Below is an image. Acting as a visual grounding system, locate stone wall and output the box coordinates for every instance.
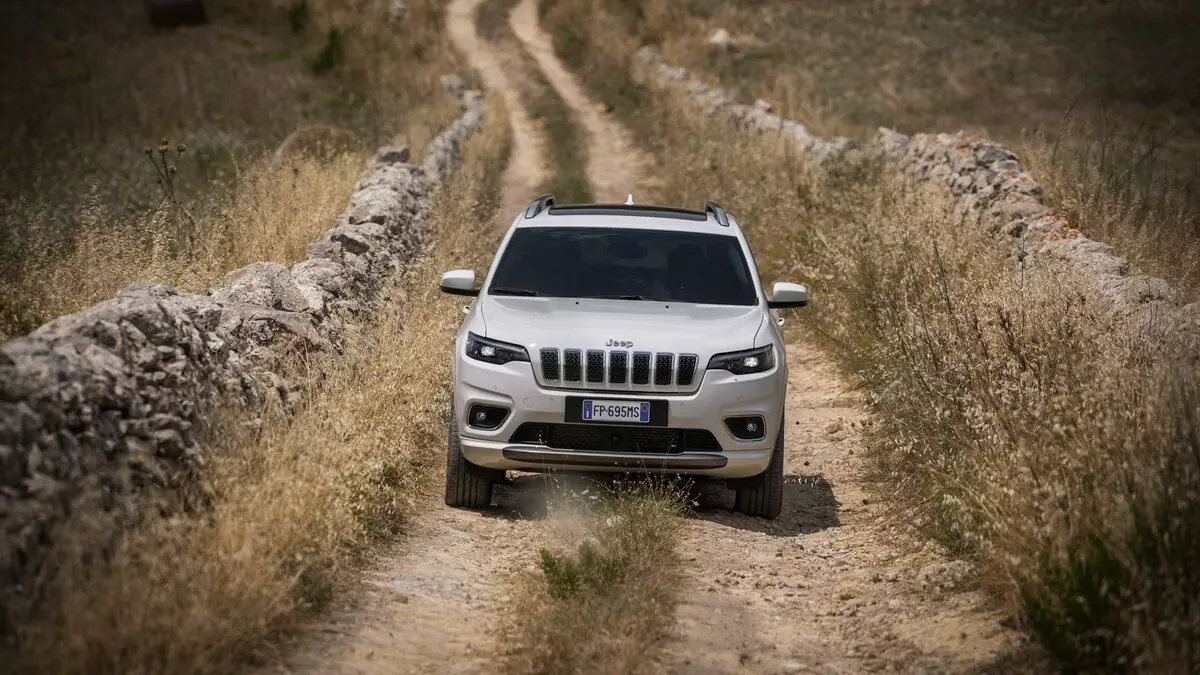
[632,46,1200,341]
[0,83,485,624]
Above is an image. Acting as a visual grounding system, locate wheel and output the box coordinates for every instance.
[444,404,494,508]
[734,418,785,519]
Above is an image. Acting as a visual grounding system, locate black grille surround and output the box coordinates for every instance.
[510,422,722,454]
[536,347,702,392]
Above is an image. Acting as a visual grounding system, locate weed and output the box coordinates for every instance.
[506,479,687,674]
[288,0,310,34]
[312,27,345,75]
[539,540,628,599]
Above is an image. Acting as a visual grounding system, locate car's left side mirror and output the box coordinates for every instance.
[439,269,479,296]
[767,281,808,309]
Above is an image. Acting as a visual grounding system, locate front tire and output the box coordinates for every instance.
[734,418,785,519]
[444,406,493,509]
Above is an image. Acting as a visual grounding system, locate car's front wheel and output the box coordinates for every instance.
[444,404,494,509]
[733,418,785,519]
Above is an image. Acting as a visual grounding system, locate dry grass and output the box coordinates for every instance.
[8,92,510,675]
[539,2,1200,671]
[0,151,364,340]
[0,0,467,340]
[504,478,687,675]
[1020,119,1200,299]
[540,0,1200,299]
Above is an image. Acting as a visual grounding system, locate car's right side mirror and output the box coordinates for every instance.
[767,281,809,309]
[439,269,479,296]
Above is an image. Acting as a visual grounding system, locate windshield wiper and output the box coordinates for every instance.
[583,294,655,301]
[491,286,539,296]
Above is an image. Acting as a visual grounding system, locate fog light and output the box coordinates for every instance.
[467,404,509,430]
[725,415,766,441]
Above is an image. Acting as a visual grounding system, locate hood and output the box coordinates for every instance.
[477,296,766,356]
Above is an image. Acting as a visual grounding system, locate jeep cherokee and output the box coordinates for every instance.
[438,194,808,519]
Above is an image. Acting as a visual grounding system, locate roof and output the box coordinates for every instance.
[515,195,738,234]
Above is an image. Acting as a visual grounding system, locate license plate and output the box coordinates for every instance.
[582,399,651,424]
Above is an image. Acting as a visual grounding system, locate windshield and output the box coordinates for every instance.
[487,227,758,305]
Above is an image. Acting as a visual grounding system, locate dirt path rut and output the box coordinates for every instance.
[508,0,649,202]
[666,341,1041,674]
[446,0,547,220]
[264,1,557,672]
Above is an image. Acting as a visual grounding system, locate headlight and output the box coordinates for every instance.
[707,345,775,375]
[465,332,529,365]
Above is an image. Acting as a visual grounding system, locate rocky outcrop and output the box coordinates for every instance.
[0,81,485,629]
[632,46,1200,342]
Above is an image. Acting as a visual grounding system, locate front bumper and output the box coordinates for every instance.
[453,354,785,479]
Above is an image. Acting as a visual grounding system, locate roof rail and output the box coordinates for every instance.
[705,201,730,227]
[523,193,555,219]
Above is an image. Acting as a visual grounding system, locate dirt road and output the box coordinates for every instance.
[267,2,1041,673]
[663,342,1042,674]
[508,0,650,203]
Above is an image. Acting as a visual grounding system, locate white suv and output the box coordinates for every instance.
[438,195,809,519]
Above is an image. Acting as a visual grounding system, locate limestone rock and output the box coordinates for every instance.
[211,262,308,313]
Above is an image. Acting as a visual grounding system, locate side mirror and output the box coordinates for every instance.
[439,269,479,296]
[767,281,808,309]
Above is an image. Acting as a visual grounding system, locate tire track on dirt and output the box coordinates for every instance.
[508,0,650,202]
[261,1,559,673]
[447,0,548,222]
[664,342,1044,674]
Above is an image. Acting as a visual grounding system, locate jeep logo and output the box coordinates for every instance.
[605,339,634,348]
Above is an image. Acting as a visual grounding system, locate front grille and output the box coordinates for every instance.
[510,423,722,454]
[537,347,702,391]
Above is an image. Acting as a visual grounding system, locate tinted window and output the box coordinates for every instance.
[488,227,758,306]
